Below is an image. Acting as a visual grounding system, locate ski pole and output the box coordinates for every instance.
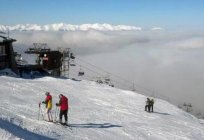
[38,103,40,120]
[54,105,57,122]
[39,103,44,120]
[50,109,53,122]
[56,106,59,121]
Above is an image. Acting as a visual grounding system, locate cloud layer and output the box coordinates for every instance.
[9,29,204,116]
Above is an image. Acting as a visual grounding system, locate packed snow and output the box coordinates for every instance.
[0,75,204,140]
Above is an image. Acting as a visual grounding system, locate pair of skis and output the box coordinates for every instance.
[51,121,73,132]
[38,103,73,131]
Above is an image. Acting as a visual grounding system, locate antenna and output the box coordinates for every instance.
[59,48,70,77]
[7,27,9,38]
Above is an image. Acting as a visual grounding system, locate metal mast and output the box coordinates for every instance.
[60,48,70,77]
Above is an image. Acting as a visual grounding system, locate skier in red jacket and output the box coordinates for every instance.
[56,94,69,124]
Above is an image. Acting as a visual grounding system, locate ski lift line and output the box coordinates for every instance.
[72,62,130,89]
[76,57,141,86]
[82,70,131,89]
[75,57,132,82]
[81,71,130,89]
[78,64,153,94]
[75,58,151,92]
[75,57,154,93]
[110,79,131,89]
[71,63,104,79]
[75,57,153,93]
[70,65,102,82]
[75,62,105,77]
[75,61,155,95]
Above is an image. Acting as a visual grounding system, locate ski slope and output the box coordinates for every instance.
[0,75,204,140]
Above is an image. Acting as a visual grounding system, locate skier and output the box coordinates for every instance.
[42,92,53,122]
[145,98,150,112]
[56,94,69,125]
[149,99,154,112]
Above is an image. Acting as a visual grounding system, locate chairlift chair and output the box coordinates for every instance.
[105,78,110,81]
[109,84,114,87]
[70,53,75,59]
[78,66,84,76]
[78,71,84,76]
[105,75,111,82]
[70,59,76,66]
[96,80,103,84]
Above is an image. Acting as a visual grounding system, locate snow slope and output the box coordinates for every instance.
[0,76,204,140]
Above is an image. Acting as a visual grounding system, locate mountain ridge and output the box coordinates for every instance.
[0,23,142,32]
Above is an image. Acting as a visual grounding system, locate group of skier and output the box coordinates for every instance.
[40,91,154,125]
[145,98,154,112]
[41,92,69,125]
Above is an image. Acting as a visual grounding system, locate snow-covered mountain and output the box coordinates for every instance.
[0,23,142,31]
[0,73,204,140]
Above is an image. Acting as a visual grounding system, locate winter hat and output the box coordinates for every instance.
[45,92,49,96]
[59,94,63,98]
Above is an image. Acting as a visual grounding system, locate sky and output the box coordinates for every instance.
[1,0,204,30]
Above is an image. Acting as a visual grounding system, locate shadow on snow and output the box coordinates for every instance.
[152,111,171,115]
[0,118,55,140]
[69,123,122,128]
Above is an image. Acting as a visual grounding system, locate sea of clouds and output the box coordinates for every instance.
[3,24,204,117]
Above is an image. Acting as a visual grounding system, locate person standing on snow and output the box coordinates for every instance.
[145,98,150,112]
[149,99,154,112]
[56,94,69,125]
[42,92,53,122]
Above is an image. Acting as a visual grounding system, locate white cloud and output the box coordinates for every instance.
[175,37,204,49]
[151,27,164,31]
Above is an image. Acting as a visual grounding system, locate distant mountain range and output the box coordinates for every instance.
[0,23,144,31]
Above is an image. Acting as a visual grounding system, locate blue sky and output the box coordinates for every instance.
[1,0,204,29]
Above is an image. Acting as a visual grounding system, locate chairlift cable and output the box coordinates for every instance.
[75,62,104,77]
[75,57,154,93]
[75,62,134,89]
[75,57,133,83]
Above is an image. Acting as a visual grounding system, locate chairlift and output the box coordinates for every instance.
[78,71,84,76]
[70,59,76,66]
[70,53,75,59]
[105,75,111,81]
[96,80,103,84]
[105,78,110,81]
[109,84,114,87]
[78,66,84,76]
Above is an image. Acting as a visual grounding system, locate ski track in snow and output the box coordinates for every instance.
[0,76,204,140]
